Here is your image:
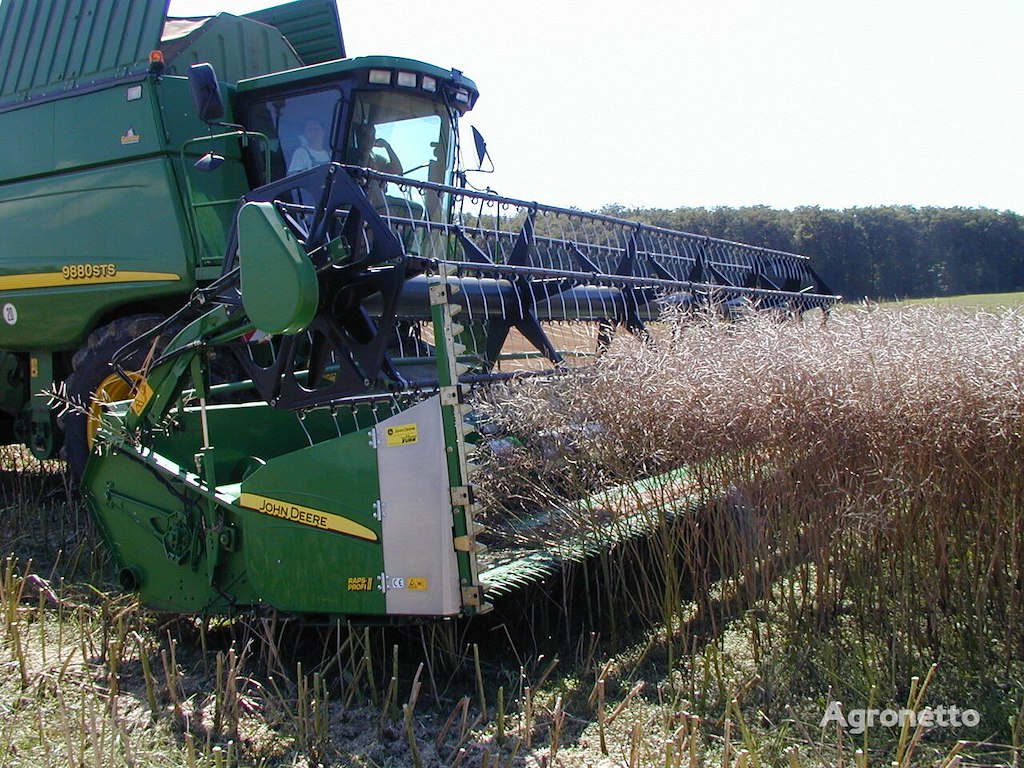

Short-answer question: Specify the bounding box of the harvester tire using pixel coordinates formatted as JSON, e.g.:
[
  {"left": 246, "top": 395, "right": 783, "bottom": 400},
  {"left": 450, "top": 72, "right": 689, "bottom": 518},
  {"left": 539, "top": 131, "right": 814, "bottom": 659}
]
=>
[{"left": 61, "top": 314, "right": 166, "bottom": 479}]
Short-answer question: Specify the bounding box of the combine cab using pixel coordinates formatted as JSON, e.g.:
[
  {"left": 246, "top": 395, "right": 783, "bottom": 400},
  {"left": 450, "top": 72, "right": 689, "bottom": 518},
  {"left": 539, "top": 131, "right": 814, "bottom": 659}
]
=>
[{"left": 0, "top": 0, "right": 838, "bottom": 619}]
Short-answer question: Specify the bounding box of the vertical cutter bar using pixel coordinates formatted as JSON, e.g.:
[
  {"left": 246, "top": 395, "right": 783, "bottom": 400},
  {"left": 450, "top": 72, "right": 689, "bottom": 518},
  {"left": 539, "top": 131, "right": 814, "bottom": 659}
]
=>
[{"left": 428, "top": 270, "right": 488, "bottom": 613}]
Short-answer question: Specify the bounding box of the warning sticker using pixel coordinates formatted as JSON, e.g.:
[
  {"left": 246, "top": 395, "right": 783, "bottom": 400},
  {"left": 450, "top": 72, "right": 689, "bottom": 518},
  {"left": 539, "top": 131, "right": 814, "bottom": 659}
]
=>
[
  {"left": 129, "top": 379, "right": 154, "bottom": 416},
  {"left": 378, "top": 576, "right": 428, "bottom": 592},
  {"left": 385, "top": 423, "right": 418, "bottom": 446}
]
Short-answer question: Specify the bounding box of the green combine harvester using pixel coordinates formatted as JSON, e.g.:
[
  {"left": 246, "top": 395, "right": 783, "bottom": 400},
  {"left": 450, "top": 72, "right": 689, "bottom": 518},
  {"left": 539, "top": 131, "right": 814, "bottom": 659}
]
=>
[{"left": 0, "top": 0, "right": 838, "bottom": 620}]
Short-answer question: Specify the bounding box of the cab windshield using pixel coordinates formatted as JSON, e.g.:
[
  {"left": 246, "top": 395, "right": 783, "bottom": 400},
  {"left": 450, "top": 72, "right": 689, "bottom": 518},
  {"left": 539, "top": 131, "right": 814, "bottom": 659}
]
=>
[
  {"left": 246, "top": 88, "right": 454, "bottom": 224},
  {"left": 347, "top": 91, "right": 452, "bottom": 185},
  {"left": 346, "top": 91, "right": 453, "bottom": 223}
]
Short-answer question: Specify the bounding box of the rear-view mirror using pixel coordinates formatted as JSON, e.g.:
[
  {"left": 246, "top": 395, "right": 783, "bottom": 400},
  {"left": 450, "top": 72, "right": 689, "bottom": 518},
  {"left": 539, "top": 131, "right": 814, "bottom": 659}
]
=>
[{"left": 188, "top": 63, "right": 224, "bottom": 123}]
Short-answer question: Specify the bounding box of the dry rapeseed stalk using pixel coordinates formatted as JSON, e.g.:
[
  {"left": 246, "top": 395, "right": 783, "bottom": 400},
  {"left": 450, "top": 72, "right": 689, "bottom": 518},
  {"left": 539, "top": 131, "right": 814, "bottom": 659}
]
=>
[{"left": 472, "top": 305, "right": 1024, "bottom": 660}]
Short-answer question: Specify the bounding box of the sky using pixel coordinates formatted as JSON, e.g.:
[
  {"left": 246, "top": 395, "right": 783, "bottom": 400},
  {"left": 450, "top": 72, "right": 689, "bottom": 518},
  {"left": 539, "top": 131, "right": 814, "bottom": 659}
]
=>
[{"left": 168, "top": 0, "right": 1023, "bottom": 214}]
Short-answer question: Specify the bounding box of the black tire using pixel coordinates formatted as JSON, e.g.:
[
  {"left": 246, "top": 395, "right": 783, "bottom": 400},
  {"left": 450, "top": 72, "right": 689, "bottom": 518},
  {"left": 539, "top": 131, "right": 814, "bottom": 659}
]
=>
[{"left": 61, "top": 314, "right": 166, "bottom": 479}]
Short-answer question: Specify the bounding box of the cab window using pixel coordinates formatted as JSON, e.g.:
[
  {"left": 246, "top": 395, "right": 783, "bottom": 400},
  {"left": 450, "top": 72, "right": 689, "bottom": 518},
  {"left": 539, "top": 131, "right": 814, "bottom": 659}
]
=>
[{"left": 246, "top": 88, "right": 342, "bottom": 183}]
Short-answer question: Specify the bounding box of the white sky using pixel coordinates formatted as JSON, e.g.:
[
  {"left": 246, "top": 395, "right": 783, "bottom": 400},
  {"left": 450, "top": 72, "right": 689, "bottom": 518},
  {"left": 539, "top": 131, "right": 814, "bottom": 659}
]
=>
[{"left": 169, "top": 0, "right": 1023, "bottom": 214}]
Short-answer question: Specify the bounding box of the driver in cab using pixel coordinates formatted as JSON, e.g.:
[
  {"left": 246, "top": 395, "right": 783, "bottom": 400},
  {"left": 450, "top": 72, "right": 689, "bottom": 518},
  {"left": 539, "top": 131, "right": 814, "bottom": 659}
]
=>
[
  {"left": 351, "top": 123, "right": 402, "bottom": 176},
  {"left": 287, "top": 118, "right": 332, "bottom": 174}
]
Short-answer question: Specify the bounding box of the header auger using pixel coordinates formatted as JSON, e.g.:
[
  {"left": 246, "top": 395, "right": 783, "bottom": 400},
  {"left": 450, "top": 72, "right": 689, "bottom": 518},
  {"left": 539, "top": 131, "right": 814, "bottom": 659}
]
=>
[{"left": 0, "top": 0, "right": 838, "bottom": 620}]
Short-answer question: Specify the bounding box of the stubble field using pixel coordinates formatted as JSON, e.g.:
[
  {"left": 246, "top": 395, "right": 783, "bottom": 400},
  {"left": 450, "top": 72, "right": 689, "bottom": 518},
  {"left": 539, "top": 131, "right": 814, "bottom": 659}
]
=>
[{"left": 0, "top": 301, "right": 1022, "bottom": 767}]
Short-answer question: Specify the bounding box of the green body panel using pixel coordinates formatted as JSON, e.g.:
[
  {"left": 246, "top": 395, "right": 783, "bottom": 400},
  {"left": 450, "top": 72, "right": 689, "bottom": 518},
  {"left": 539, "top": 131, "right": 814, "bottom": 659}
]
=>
[
  {"left": 0, "top": 157, "right": 194, "bottom": 350},
  {"left": 84, "top": 445, "right": 258, "bottom": 612},
  {"left": 0, "top": 100, "right": 56, "bottom": 180},
  {"left": 0, "top": 74, "right": 242, "bottom": 180},
  {"left": 0, "top": 77, "right": 163, "bottom": 183},
  {"left": 238, "top": 429, "right": 386, "bottom": 615}
]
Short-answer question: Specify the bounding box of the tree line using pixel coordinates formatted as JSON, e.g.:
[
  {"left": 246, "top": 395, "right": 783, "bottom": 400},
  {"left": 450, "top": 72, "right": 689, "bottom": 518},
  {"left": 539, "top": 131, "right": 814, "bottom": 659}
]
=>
[{"left": 602, "top": 205, "right": 1024, "bottom": 301}]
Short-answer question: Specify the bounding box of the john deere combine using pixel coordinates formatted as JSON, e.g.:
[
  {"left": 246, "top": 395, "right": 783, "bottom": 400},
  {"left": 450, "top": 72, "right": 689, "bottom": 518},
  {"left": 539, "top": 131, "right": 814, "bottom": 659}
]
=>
[{"left": 0, "top": 0, "right": 838, "bottom": 619}]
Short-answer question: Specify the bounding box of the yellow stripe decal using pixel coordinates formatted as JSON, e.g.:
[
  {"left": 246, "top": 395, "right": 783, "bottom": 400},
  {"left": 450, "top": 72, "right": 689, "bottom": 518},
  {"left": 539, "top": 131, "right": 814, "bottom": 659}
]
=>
[
  {"left": 0, "top": 270, "right": 181, "bottom": 291},
  {"left": 239, "top": 493, "right": 379, "bottom": 542}
]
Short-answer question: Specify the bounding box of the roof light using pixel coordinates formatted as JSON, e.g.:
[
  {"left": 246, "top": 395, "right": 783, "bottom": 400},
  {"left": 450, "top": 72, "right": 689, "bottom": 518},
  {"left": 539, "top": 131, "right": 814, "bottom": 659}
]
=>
[
  {"left": 397, "top": 71, "right": 417, "bottom": 88},
  {"left": 422, "top": 76, "right": 437, "bottom": 93},
  {"left": 455, "top": 88, "right": 470, "bottom": 104},
  {"left": 147, "top": 49, "right": 165, "bottom": 77},
  {"left": 368, "top": 69, "right": 391, "bottom": 85}
]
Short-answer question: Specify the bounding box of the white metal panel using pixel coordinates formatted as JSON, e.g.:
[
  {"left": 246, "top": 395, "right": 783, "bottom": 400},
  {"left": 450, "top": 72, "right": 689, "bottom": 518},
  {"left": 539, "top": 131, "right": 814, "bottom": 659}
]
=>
[{"left": 375, "top": 396, "right": 461, "bottom": 616}]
